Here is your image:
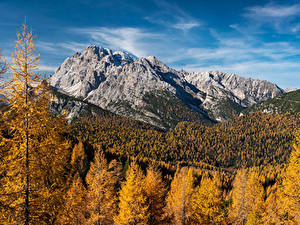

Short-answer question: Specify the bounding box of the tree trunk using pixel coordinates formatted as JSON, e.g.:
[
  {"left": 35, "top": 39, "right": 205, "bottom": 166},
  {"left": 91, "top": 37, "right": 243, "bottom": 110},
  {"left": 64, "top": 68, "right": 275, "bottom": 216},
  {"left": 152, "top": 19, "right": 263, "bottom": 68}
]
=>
[{"left": 24, "top": 78, "right": 29, "bottom": 225}]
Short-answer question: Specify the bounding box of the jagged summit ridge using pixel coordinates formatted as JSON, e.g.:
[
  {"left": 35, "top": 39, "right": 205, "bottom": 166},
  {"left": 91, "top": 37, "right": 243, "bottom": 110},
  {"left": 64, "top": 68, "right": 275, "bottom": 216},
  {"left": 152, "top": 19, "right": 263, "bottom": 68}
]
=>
[
  {"left": 50, "top": 45, "right": 284, "bottom": 126},
  {"left": 50, "top": 45, "right": 209, "bottom": 128},
  {"left": 183, "top": 70, "right": 283, "bottom": 106}
]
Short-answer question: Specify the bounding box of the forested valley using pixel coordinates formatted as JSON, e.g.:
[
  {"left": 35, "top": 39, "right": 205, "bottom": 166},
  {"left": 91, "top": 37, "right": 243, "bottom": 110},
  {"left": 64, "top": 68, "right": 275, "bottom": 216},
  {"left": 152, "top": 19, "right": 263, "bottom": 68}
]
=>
[{"left": 0, "top": 23, "right": 299, "bottom": 225}]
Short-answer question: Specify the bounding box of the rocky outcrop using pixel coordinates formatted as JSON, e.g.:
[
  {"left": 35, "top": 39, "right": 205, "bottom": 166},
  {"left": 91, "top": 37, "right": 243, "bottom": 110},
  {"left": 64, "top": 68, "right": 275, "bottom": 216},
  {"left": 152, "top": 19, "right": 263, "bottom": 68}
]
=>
[
  {"left": 49, "top": 45, "right": 284, "bottom": 126},
  {"left": 183, "top": 70, "right": 283, "bottom": 120}
]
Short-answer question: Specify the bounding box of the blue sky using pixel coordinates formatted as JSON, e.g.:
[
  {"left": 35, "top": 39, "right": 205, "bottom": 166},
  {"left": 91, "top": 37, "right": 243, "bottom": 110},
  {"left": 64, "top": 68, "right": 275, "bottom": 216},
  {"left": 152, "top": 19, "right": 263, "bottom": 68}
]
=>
[{"left": 1, "top": 0, "right": 300, "bottom": 88}]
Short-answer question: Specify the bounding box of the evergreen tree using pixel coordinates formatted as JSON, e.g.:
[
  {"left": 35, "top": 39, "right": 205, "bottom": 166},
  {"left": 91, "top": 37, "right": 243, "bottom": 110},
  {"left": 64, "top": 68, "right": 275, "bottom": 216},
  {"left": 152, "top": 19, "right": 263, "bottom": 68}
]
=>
[
  {"left": 165, "top": 167, "right": 194, "bottom": 225},
  {"left": 114, "top": 160, "right": 149, "bottom": 225},
  {"left": 191, "top": 174, "right": 226, "bottom": 225},
  {"left": 85, "top": 151, "right": 122, "bottom": 225},
  {"left": 0, "top": 22, "right": 70, "bottom": 224},
  {"left": 144, "top": 165, "right": 167, "bottom": 225}
]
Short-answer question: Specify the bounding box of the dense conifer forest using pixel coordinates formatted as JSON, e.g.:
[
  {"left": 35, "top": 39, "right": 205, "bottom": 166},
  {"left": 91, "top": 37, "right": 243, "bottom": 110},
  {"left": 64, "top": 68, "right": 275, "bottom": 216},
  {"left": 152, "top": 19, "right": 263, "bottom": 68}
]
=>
[{"left": 0, "top": 23, "right": 299, "bottom": 225}]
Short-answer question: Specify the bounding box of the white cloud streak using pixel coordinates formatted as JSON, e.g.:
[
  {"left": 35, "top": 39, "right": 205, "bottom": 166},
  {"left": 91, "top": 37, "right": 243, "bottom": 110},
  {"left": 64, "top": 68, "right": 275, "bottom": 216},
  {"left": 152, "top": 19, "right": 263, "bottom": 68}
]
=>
[
  {"left": 36, "top": 41, "right": 89, "bottom": 55},
  {"left": 181, "top": 60, "right": 300, "bottom": 88},
  {"left": 172, "top": 22, "right": 201, "bottom": 31},
  {"left": 145, "top": 0, "right": 201, "bottom": 31},
  {"left": 242, "top": 3, "right": 300, "bottom": 33},
  {"left": 245, "top": 4, "right": 300, "bottom": 18},
  {"left": 39, "top": 64, "right": 57, "bottom": 72},
  {"left": 70, "top": 27, "right": 164, "bottom": 57}
]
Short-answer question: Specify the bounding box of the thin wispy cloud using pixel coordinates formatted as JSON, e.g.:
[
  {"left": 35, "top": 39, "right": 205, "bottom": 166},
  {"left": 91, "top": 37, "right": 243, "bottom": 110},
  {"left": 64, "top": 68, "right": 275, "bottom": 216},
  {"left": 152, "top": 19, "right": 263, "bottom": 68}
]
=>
[
  {"left": 245, "top": 3, "right": 300, "bottom": 18},
  {"left": 165, "top": 31, "right": 300, "bottom": 64},
  {"left": 243, "top": 3, "right": 300, "bottom": 33},
  {"left": 58, "top": 42, "right": 89, "bottom": 53},
  {"left": 172, "top": 22, "right": 201, "bottom": 31},
  {"left": 36, "top": 41, "right": 89, "bottom": 55},
  {"left": 67, "top": 21, "right": 300, "bottom": 88},
  {"left": 182, "top": 60, "right": 300, "bottom": 87},
  {"left": 145, "top": 0, "right": 202, "bottom": 32},
  {"left": 70, "top": 27, "right": 164, "bottom": 57},
  {"left": 39, "top": 64, "right": 58, "bottom": 72},
  {"left": 3, "top": 0, "right": 299, "bottom": 88}
]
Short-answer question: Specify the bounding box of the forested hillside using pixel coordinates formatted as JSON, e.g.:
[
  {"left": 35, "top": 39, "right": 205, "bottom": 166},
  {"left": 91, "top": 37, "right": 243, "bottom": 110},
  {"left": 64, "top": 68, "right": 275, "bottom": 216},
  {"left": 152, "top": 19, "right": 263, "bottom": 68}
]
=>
[
  {"left": 0, "top": 23, "right": 299, "bottom": 225},
  {"left": 72, "top": 112, "right": 299, "bottom": 169},
  {"left": 243, "top": 89, "right": 300, "bottom": 115}
]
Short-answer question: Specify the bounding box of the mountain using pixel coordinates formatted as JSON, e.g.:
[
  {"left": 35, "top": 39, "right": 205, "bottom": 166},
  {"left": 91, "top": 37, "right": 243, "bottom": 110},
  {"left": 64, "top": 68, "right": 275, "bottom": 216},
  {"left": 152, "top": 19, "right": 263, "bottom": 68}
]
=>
[
  {"left": 243, "top": 89, "right": 300, "bottom": 115},
  {"left": 284, "top": 88, "right": 298, "bottom": 93},
  {"left": 49, "top": 45, "right": 284, "bottom": 128},
  {"left": 50, "top": 89, "right": 161, "bottom": 131},
  {"left": 182, "top": 70, "right": 283, "bottom": 121}
]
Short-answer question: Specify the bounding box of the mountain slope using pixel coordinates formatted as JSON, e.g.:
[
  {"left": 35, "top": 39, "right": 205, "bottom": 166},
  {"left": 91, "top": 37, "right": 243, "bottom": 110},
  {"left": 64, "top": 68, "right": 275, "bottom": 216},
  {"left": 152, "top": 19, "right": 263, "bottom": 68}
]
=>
[
  {"left": 243, "top": 89, "right": 300, "bottom": 115},
  {"left": 72, "top": 112, "right": 299, "bottom": 169},
  {"left": 183, "top": 70, "right": 284, "bottom": 121},
  {"left": 50, "top": 89, "right": 162, "bottom": 131},
  {"left": 49, "top": 45, "right": 284, "bottom": 128},
  {"left": 50, "top": 46, "right": 212, "bottom": 129}
]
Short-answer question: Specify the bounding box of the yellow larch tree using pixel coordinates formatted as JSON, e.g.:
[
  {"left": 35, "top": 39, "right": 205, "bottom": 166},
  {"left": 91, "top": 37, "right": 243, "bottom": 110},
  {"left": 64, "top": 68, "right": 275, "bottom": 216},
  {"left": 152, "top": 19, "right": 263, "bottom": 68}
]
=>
[
  {"left": 191, "top": 174, "right": 226, "bottom": 225},
  {"left": 114, "top": 160, "right": 149, "bottom": 225},
  {"left": 280, "top": 130, "right": 300, "bottom": 224},
  {"left": 165, "top": 167, "right": 194, "bottom": 225},
  {"left": 261, "top": 184, "right": 283, "bottom": 225},
  {"left": 85, "top": 150, "right": 122, "bottom": 225},
  {"left": 71, "top": 141, "right": 89, "bottom": 177},
  {"left": 229, "top": 169, "right": 247, "bottom": 225},
  {"left": 144, "top": 165, "right": 167, "bottom": 225},
  {"left": 55, "top": 174, "right": 87, "bottom": 225},
  {"left": 0, "top": 22, "right": 70, "bottom": 224},
  {"left": 244, "top": 170, "right": 265, "bottom": 225}
]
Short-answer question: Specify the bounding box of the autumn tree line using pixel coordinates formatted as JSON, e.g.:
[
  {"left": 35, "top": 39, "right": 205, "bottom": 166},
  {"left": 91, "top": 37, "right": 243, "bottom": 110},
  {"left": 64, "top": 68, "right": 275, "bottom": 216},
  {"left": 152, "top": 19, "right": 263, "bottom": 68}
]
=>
[
  {"left": 0, "top": 23, "right": 299, "bottom": 224},
  {"left": 60, "top": 139, "right": 299, "bottom": 225},
  {"left": 72, "top": 111, "right": 299, "bottom": 170}
]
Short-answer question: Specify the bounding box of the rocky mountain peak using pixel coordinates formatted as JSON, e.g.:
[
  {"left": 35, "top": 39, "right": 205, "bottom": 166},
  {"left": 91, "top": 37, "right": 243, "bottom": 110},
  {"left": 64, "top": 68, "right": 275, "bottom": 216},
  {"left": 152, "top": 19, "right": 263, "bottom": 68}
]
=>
[
  {"left": 50, "top": 45, "right": 285, "bottom": 126},
  {"left": 79, "top": 45, "right": 137, "bottom": 66}
]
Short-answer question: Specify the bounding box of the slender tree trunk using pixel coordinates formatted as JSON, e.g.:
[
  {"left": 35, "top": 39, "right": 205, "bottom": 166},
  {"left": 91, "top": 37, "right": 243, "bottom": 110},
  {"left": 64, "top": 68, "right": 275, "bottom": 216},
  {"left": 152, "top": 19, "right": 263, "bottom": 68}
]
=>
[{"left": 24, "top": 73, "right": 29, "bottom": 225}]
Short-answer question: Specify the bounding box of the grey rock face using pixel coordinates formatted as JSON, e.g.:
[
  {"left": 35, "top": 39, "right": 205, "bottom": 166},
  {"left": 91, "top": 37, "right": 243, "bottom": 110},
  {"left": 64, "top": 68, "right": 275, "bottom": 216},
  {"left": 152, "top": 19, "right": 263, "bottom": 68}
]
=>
[
  {"left": 183, "top": 70, "right": 284, "bottom": 121},
  {"left": 49, "top": 45, "right": 284, "bottom": 125},
  {"left": 284, "top": 88, "right": 298, "bottom": 93}
]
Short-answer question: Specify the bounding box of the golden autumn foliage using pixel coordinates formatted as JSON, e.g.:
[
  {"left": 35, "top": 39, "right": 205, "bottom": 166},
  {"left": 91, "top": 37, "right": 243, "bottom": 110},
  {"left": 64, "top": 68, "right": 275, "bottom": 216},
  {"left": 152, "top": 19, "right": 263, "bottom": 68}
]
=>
[
  {"left": 191, "top": 174, "right": 226, "bottom": 225},
  {"left": 261, "top": 184, "right": 283, "bottom": 225},
  {"left": 144, "top": 165, "right": 167, "bottom": 225},
  {"left": 0, "top": 22, "right": 70, "bottom": 224},
  {"left": 165, "top": 167, "right": 194, "bottom": 225},
  {"left": 280, "top": 130, "right": 300, "bottom": 224},
  {"left": 244, "top": 171, "right": 265, "bottom": 225},
  {"left": 229, "top": 169, "right": 248, "bottom": 225},
  {"left": 71, "top": 141, "right": 89, "bottom": 177},
  {"left": 230, "top": 170, "right": 265, "bottom": 225},
  {"left": 0, "top": 22, "right": 299, "bottom": 225},
  {"left": 74, "top": 112, "right": 299, "bottom": 171},
  {"left": 85, "top": 151, "right": 122, "bottom": 225},
  {"left": 114, "top": 160, "right": 149, "bottom": 225},
  {"left": 56, "top": 174, "right": 87, "bottom": 225}
]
